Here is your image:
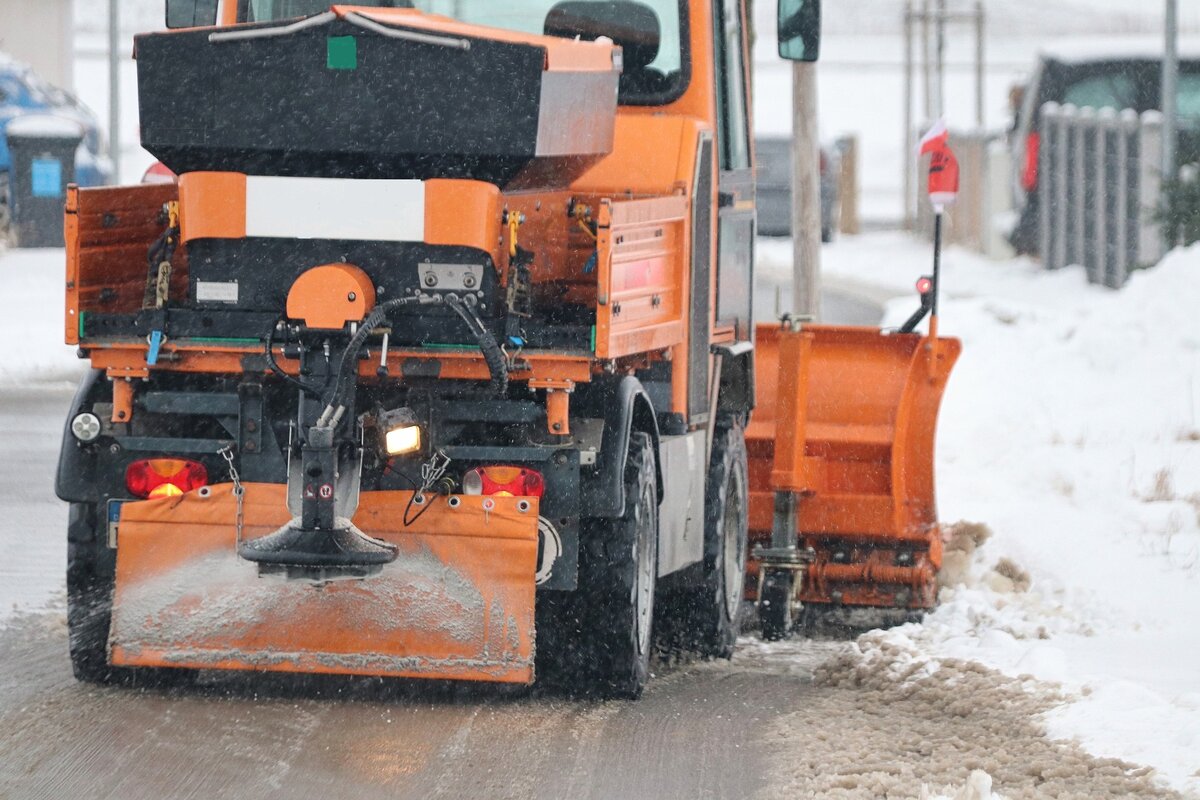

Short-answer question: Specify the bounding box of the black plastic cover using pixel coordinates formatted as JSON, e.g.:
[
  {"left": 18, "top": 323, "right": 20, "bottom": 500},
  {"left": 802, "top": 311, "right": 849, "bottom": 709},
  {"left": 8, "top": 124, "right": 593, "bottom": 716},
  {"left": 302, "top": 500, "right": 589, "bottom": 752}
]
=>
[{"left": 136, "top": 18, "right": 548, "bottom": 184}]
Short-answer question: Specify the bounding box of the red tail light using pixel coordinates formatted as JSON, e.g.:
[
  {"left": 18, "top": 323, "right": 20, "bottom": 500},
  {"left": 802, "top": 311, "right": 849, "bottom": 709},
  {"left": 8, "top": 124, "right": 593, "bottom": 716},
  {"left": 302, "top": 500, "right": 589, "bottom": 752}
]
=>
[
  {"left": 126, "top": 459, "right": 208, "bottom": 499},
  {"left": 462, "top": 466, "right": 545, "bottom": 498},
  {"left": 1021, "top": 132, "right": 1040, "bottom": 193}
]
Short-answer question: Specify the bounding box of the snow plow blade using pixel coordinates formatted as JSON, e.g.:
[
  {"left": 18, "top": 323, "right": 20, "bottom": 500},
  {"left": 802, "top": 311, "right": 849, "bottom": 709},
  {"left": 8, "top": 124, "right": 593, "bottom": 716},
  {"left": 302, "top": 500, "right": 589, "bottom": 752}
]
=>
[
  {"left": 109, "top": 485, "right": 538, "bottom": 683},
  {"left": 747, "top": 323, "right": 960, "bottom": 611}
]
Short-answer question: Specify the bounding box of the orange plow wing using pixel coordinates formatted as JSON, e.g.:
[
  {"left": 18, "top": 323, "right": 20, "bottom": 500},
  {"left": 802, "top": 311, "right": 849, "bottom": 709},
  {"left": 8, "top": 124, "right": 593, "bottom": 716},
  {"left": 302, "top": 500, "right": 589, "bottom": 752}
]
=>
[
  {"left": 109, "top": 485, "right": 539, "bottom": 683},
  {"left": 747, "top": 323, "right": 960, "bottom": 610}
]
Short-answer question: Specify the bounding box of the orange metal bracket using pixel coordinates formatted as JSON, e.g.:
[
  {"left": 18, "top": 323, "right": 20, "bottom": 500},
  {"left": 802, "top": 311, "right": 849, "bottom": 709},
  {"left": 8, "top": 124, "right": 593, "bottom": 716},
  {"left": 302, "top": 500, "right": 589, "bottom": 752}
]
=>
[{"left": 530, "top": 378, "right": 575, "bottom": 435}]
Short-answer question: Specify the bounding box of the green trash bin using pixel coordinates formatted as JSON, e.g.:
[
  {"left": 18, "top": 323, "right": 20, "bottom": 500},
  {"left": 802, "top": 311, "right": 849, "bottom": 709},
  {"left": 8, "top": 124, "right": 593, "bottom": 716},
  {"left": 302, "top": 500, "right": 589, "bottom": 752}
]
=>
[{"left": 5, "top": 114, "right": 84, "bottom": 248}]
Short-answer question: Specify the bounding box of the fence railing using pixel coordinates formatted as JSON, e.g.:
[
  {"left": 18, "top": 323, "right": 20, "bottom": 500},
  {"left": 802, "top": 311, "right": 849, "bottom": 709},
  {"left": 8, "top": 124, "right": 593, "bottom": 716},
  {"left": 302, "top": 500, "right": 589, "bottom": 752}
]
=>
[{"left": 1038, "top": 102, "right": 1164, "bottom": 289}]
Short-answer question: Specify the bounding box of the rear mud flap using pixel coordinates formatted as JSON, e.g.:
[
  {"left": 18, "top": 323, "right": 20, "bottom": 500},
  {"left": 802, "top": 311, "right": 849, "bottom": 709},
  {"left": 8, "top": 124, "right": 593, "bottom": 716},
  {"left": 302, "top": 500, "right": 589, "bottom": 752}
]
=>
[{"left": 109, "top": 485, "right": 538, "bottom": 684}]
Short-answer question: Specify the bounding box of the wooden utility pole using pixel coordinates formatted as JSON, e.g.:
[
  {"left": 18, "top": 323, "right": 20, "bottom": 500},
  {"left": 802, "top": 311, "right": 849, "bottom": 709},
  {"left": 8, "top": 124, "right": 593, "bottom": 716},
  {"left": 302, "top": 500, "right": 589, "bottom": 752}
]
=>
[{"left": 791, "top": 62, "right": 822, "bottom": 319}]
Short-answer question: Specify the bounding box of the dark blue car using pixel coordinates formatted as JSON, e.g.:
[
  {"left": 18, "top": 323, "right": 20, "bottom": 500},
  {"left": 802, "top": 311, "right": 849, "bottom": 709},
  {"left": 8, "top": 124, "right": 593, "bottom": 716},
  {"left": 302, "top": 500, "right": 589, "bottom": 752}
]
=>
[{"left": 1, "top": 54, "right": 112, "bottom": 227}]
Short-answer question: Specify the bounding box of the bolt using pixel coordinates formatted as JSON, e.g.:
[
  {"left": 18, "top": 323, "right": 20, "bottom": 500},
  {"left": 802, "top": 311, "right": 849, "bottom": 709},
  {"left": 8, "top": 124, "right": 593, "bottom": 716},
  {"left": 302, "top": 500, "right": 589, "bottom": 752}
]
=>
[
  {"left": 109, "top": 443, "right": 121, "bottom": 454},
  {"left": 463, "top": 274, "right": 477, "bottom": 289},
  {"left": 552, "top": 422, "right": 563, "bottom": 432},
  {"left": 425, "top": 274, "right": 438, "bottom": 287},
  {"left": 554, "top": 452, "right": 567, "bottom": 465},
  {"left": 245, "top": 441, "right": 258, "bottom": 452},
  {"left": 347, "top": 292, "right": 357, "bottom": 302},
  {"left": 246, "top": 419, "right": 258, "bottom": 432}
]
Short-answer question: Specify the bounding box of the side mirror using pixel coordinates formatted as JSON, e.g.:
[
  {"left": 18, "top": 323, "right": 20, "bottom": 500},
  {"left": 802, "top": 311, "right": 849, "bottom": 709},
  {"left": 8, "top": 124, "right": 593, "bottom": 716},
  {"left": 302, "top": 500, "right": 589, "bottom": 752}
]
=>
[
  {"left": 166, "top": 0, "right": 220, "bottom": 29},
  {"left": 777, "top": 0, "right": 821, "bottom": 62}
]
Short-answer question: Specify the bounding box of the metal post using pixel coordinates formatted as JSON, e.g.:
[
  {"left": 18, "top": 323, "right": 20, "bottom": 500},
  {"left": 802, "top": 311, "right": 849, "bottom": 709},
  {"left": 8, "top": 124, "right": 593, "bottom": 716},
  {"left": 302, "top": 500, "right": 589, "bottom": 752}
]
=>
[
  {"left": 791, "top": 62, "right": 822, "bottom": 319},
  {"left": 921, "top": 0, "right": 933, "bottom": 120},
  {"left": 1163, "top": 0, "right": 1179, "bottom": 184},
  {"left": 1075, "top": 104, "right": 1094, "bottom": 268},
  {"left": 1138, "top": 110, "right": 1165, "bottom": 266},
  {"left": 975, "top": 0, "right": 985, "bottom": 128},
  {"left": 1054, "top": 104, "right": 1074, "bottom": 270},
  {"left": 1118, "top": 109, "right": 1139, "bottom": 276},
  {"left": 1112, "top": 110, "right": 1132, "bottom": 287},
  {"left": 1039, "top": 102, "right": 1059, "bottom": 268},
  {"left": 108, "top": 0, "right": 121, "bottom": 181},
  {"left": 935, "top": 0, "right": 947, "bottom": 119},
  {"left": 903, "top": 0, "right": 915, "bottom": 228},
  {"left": 1093, "top": 109, "right": 1113, "bottom": 286}
]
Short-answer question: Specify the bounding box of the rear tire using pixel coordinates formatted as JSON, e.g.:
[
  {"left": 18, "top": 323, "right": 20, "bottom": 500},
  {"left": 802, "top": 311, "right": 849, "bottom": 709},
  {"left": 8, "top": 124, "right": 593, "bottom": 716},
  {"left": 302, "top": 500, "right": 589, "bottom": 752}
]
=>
[
  {"left": 544, "top": 432, "right": 658, "bottom": 699},
  {"left": 67, "top": 503, "right": 196, "bottom": 688}
]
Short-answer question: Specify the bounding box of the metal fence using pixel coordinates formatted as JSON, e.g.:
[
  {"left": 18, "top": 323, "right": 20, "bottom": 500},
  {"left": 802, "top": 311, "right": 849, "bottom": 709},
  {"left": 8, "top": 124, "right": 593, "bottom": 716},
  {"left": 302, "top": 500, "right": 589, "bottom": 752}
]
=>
[{"left": 1038, "top": 102, "right": 1164, "bottom": 289}]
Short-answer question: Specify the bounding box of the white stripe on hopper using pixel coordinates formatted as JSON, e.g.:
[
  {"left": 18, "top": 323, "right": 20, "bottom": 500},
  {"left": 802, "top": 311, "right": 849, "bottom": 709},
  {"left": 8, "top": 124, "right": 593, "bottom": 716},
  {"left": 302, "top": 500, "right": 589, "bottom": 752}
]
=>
[{"left": 245, "top": 176, "right": 425, "bottom": 241}]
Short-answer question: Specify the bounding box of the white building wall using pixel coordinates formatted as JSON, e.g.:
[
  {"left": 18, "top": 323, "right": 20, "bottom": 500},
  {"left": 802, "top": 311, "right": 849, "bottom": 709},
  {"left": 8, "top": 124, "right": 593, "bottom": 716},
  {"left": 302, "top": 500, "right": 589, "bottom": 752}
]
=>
[{"left": 0, "top": 0, "right": 74, "bottom": 89}]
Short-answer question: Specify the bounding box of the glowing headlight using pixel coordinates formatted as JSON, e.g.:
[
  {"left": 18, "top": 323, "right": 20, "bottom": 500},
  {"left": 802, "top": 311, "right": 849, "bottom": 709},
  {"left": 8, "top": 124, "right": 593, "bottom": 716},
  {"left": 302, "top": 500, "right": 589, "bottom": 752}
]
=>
[{"left": 385, "top": 424, "right": 422, "bottom": 456}]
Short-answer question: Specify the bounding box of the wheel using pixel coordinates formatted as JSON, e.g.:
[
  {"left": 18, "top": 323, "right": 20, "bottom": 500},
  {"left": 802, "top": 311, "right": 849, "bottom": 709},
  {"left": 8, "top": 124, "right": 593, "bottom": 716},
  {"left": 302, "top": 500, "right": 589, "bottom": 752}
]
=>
[
  {"left": 67, "top": 503, "right": 196, "bottom": 688},
  {"left": 758, "top": 568, "right": 796, "bottom": 641},
  {"left": 544, "top": 432, "right": 658, "bottom": 699},
  {"left": 657, "top": 418, "right": 749, "bottom": 659}
]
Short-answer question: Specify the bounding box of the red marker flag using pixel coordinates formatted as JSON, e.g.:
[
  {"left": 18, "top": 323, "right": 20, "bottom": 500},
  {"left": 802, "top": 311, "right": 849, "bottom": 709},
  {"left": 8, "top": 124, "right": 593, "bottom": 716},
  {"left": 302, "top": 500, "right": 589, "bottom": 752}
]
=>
[{"left": 919, "top": 120, "right": 959, "bottom": 211}]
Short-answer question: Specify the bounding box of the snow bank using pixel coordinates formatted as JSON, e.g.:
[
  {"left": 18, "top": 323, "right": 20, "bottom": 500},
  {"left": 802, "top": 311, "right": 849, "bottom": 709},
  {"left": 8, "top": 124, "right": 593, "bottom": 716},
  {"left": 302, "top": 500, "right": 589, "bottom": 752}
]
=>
[
  {"left": 772, "top": 234, "right": 1200, "bottom": 795},
  {"left": 0, "top": 248, "right": 85, "bottom": 386}
]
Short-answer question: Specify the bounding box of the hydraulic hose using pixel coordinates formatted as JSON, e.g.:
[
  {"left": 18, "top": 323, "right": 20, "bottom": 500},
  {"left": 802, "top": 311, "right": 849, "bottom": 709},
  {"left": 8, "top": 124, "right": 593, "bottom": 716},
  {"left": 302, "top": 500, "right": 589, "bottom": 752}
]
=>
[
  {"left": 444, "top": 294, "right": 509, "bottom": 398},
  {"left": 317, "top": 294, "right": 510, "bottom": 426}
]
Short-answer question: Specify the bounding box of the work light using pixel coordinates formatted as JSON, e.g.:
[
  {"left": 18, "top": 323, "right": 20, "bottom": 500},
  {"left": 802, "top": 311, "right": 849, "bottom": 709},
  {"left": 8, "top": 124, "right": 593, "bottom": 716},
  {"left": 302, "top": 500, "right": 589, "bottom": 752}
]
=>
[{"left": 381, "top": 407, "right": 423, "bottom": 456}]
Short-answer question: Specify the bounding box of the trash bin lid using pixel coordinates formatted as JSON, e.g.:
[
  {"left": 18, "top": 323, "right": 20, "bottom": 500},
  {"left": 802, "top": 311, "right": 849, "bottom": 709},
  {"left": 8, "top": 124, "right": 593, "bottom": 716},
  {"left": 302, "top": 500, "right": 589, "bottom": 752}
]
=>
[{"left": 5, "top": 113, "right": 85, "bottom": 141}]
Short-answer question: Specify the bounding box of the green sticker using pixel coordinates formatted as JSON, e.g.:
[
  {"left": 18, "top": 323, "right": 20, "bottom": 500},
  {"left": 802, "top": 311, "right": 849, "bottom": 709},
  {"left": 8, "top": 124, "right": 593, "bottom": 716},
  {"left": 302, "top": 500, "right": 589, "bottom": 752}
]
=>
[{"left": 327, "top": 36, "right": 357, "bottom": 70}]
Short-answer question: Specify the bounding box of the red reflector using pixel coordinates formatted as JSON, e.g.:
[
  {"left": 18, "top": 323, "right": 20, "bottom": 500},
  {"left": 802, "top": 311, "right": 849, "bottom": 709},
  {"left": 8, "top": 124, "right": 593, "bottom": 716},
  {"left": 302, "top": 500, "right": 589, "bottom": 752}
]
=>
[
  {"left": 465, "top": 466, "right": 545, "bottom": 498},
  {"left": 916, "top": 277, "right": 934, "bottom": 295},
  {"left": 1021, "top": 132, "right": 1040, "bottom": 193},
  {"left": 125, "top": 459, "right": 208, "bottom": 499}
]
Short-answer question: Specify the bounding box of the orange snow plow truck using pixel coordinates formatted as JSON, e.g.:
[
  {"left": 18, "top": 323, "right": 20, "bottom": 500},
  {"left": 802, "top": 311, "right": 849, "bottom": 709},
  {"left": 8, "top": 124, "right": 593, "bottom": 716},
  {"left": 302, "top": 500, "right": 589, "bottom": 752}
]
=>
[{"left": 55, "top": 0, "right": 958, "bottom": 697}]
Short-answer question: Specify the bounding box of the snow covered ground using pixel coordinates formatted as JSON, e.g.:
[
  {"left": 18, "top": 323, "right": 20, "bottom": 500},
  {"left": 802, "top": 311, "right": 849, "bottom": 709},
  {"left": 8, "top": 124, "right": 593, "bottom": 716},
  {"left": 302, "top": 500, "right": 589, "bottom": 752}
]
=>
[
  {"left": 761, "top": 233, "right": 1200, "bottom": 796},
  {"left": 0, "top": 247, "right": 85, "bottom": 386}
]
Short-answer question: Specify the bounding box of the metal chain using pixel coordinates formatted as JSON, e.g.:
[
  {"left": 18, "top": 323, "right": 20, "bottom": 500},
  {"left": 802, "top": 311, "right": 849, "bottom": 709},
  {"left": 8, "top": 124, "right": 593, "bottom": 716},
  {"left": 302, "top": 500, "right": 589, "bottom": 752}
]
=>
[
  {"left": 219, "top": 445, "right": 245, "bottom": 546},
  {"left": 416, "top": 450, "right": 451, "bottom": 505}
]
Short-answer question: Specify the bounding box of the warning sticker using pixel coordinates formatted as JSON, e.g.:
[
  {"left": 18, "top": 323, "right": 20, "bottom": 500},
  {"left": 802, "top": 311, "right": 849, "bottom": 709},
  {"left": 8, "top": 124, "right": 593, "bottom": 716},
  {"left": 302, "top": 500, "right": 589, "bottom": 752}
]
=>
[{"left": 196, "top": 281, "right": 239, "bottom": 304}]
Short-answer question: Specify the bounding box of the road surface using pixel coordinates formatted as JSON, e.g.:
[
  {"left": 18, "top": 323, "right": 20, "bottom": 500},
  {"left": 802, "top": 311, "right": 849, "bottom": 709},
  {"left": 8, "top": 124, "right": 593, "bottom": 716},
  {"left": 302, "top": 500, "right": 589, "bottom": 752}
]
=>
[{"left": 0, "top": 305, "right": 1183, "bottom": 800}]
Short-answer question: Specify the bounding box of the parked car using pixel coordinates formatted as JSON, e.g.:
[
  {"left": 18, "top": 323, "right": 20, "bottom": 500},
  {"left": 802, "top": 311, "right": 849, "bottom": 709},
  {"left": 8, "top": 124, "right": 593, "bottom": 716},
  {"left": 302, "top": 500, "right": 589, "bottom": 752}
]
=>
[
  {"left": 1008, "top": 40, "right": 1200, "bottom": 255},
  {"left": 0, "top": 54, "right": 112, "bottom": 230},
  {"left": 755, "top": 136, "right": 842, "bottom": 242}
]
